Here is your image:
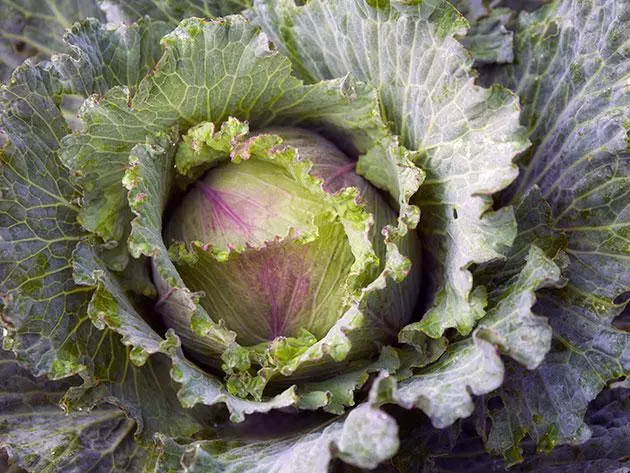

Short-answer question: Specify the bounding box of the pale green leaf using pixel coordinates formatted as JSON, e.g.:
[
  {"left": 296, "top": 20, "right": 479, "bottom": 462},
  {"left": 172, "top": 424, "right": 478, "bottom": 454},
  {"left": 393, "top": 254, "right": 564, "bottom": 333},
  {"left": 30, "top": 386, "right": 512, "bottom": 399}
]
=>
[
  {"left": 149, "top": 402, "right": 399, "bottom": 472},
  {"left": 393, "top": 335, "right": 505, "bottom": 428},
  {"left": 249, "top": 0, "right": 529, "bottom": 338}
]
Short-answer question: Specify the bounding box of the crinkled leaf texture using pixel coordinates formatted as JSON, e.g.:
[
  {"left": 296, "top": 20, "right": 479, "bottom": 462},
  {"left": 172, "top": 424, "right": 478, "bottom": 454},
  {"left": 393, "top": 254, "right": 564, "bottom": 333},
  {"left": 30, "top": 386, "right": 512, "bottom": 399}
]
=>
[
  {"left": 472, "top": 0, "right": 630, "bottom": 463},
  {"left": 0, "top": 0, "right": 105, "bottom": 82},
  {"left": 248, "top": 0, "right": 566, "bottom": 432},
  {"left": 0, "top": 345, "right": 151, "bottom": 473},
  {"left": 249, "top": 0, "right": 529, "bottom": 339},
  {"left": 1, "top": 0, "right": 627, "bottom": 471},
  {"left": 1, "top": 10, "right": 421, "bottom": 472}
]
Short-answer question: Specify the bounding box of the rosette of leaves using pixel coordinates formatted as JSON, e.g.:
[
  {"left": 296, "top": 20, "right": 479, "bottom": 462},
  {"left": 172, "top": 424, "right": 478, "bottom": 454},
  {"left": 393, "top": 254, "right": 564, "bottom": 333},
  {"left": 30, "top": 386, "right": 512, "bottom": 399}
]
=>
[{"left": 1, "top": 0, "right": 628, "bottom": 471}]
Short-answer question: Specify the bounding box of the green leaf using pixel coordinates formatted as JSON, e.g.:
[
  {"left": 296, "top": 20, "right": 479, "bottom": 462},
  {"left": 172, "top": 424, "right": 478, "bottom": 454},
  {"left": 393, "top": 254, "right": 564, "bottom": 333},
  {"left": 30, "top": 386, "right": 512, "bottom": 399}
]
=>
[
  {"left": 516, "top": 387, "right": 630, "bottom": 472},
  {"left": 477, "top": 244, "right": 563, "bottom": 369},
  {"left": 0, "top": 62, "right": 205, "bottom": 444},
  {"left": 486, "top": 0, "right": 630, "bottom": 304},
  {"left": 392, "top": 335, "right": 505, "bottom": 428},
  {"left": 0, "top": 347, "right": 151, "bottom": 473},
  {"left": 390, "top": 196, "right": 565, "bottom": 428},
  {"left": 389, "top": 386, "right": 630, "bottom": 472},
  {"left": 477, "top": 0, "right": 630, "bottom": 461},
  {"left": 103, "top": 0, "right": 252, "bottom": 25},
  {"left": 476, "top": 186, "right": 568, "bottom": 285},
  {"left": 298, "top": 346, "right": 400, "bottom": 414},
  {"left": 59, "top": 86, "right": 155, "bottom": 243},
  {"left": 53, "top": 17, "right": 172, "bottom": 96},
  {"left": 149, "top": 399, "right": 399, "bottom": 472},
  {"left": 0, "top": 0, "right": 104, "bottom": 82},
  {"left": 481, "top": 289, "right": 630, "bottom": 465},
  {"left": 458, "top": 8, "right": 514, "bottom": 64},
  {"left": 0, "top": 62, "right": 93, "bottom": 378},
  {"left": 474, "top": 188, "right": 568, "bottom": 369},
  {"left": 248, "top": 0, "right": 529, "bottom": 338},
  {"left": 335, "top": 403, "right": 400, "bottom": 469}
]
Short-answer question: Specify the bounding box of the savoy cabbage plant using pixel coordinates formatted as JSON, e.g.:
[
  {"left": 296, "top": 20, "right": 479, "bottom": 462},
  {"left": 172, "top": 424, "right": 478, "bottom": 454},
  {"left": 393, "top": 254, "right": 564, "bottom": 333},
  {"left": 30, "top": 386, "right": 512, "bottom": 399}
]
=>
[{"left": 0, "top": 0, "right": 628, "bottom": 471}]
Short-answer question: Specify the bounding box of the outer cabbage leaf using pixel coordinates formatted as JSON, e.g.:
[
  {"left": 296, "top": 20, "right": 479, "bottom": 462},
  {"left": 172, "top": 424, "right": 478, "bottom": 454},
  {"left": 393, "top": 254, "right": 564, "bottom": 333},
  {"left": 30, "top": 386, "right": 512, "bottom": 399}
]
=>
[
  {"left": 391, "top": 335, "right": 505, "bottom": 429},
  {"left": 148, "top": 381, "right": 400, "bottom": 473},
  {"left": 475, "top": 0, "right": 630, "bottom": 461},
  {"left": 0, "top": 0, "right": 105, "bottom": 82},
  {"left": 103, "top": 0, "right": 252, "bottom": 24},
  {"left": 53, "top": 17, "right": 171, "bottom": 97},
  {"left": 388, "top": 198, "right": 564, "bottom": 427},
  {"left": 458, "top": 8, "right": 514, "bottom": 64},
  {"left": 0, "top": 62, "right": 92, "bottom": 378},
  {"left": 249, "top": 0, "right": 529, "bottom": 339},
  {"left": 0, "top": 59, "right": 205, "bottom": 450},
  {"left": 0, "top": 345, "right": 152, "bottom": 473},
  {"left": 387, "top": 387, "right": 630, "bottom": 473}
]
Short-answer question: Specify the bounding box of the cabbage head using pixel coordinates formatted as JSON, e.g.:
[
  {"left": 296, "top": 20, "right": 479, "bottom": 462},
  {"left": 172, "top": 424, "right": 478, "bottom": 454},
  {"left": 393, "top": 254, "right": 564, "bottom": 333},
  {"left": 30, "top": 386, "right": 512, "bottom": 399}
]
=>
[{"left": 0, "top": 0, "right": 628, "bottom": 471}]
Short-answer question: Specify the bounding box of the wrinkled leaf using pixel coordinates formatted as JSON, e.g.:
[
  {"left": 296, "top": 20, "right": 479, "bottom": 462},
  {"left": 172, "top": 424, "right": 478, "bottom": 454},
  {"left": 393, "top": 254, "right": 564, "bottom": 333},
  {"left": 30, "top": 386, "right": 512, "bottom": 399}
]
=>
[
  {"left": 0, "top": 346, "right": 151, "bottom": 473},
  {"left": 249, "top": 0, "right": 529, "bottom": 338},
  {"left": 0, "top": 0, "right": 104, "bottom": 82},
  {"left": 477, "top": 0, "right": 630, "bottom": 461}
]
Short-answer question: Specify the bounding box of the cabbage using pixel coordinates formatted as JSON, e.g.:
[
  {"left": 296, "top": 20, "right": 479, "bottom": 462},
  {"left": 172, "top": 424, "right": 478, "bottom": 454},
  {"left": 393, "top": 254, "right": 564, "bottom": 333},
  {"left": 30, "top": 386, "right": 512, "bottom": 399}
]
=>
[{"left": 0, "top": 0, "right": 628, "bottom": 471}]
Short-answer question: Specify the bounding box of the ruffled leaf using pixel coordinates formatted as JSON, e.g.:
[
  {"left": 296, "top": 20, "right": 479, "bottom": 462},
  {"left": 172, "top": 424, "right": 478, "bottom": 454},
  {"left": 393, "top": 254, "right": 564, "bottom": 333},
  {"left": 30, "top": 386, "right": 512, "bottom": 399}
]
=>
[
  {"left": 0, "top": 346, "right": 151, "bottom": 473},
  {"left": 387, "top": 387, "right": 630, "bottom": 472},
  {"left": 149, "top": 399, "right": 399, "bottom": 472},
  {"left": 0, "top": 62, "right": 93, "bottom": 378},
  {"left": 298, "top": 346, "right": 400, "bottom": 414},
  {"left": 392, "top": 335, "right": 505, "bottom": 429},
  {"left": 477, "top": 245, "right": 563, "bottom": 369},
  {"left": 0, "top": 62, "right": 206, "bottom": 444},
  {"left": 249, "top": 0, "right": 529, "bottom": 338},
  {"left": 474, "top": 0, "right": 630, "bottom": 462},
  {"left": 390, "top": 199, "right": 565, "bottom": 428},
  {"left": 0, "top": 0, "right": 105, "bottom": 82},
  {"left": 53, "top": 17, "right": 171, "bottom": 96}
]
